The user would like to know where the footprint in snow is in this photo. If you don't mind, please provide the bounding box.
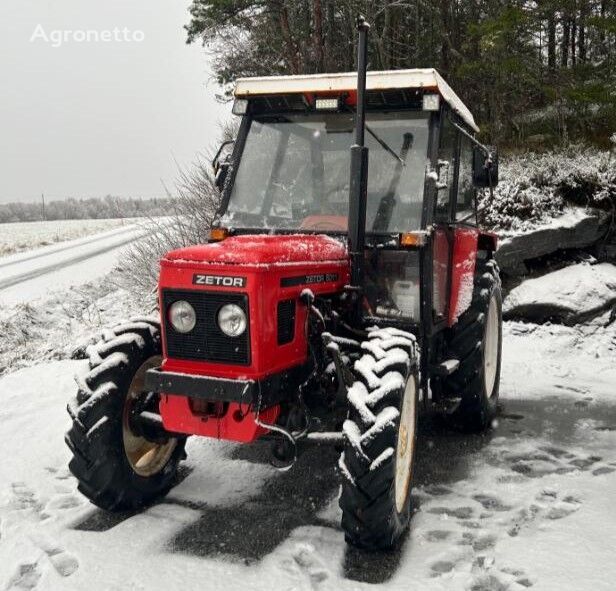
[423,484,453,497]
[508,490,581,536]
[427,506,474,520]
[289,543,330,590]
[47,551,79,578]
[470,564,535,590]
[470,573,510,591]
[472,534,497,552]
[568,455,602,469]
[430,560,456,577]
[424,529,452,542]
[457,531,497,553]
[9,483,43,517]
[503,446,606,478]
[472,494,512,512]
[592,466,615,476]
[5,562,42,591]
[30,533,80,578]
[545,502,580,520]
[470,568,534,591]
[45,494,81,512]
[539,446,574,459]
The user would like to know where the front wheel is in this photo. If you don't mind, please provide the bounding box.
[339,327,419,550]
[65,318,186,511]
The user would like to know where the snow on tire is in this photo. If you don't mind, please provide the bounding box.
[442,258,503,432]
[339,327,419,550]
[65,317,186,511]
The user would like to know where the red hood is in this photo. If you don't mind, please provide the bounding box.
[162,234,348,266]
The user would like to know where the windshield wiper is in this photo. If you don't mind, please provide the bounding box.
[342,105,407,165]
[365,124,405,165]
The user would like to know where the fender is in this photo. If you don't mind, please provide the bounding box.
[448,227,479,325]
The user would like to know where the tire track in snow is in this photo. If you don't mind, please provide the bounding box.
[0,231,142,291]
[0,225,138,271]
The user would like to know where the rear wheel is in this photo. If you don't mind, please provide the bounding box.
[65,318,185,511]
[339,327,419,550]
[442,258,502,432]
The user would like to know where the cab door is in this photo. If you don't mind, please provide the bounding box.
[431,113,457,324]
[432,115,480,327]
[448,132,480,325]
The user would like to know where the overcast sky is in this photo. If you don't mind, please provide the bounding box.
[0,1,230,203]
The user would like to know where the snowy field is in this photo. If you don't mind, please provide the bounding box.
[0,219,139,258]
[0,224,145,308]
[0,234,615,590]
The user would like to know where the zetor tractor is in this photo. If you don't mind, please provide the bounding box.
[66,20,502,551]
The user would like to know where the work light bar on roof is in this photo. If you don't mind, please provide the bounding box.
[234,68,479,131]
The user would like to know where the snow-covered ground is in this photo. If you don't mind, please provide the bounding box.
[1,219,615,590]
[0,318,615,590]
[0,219,137,258]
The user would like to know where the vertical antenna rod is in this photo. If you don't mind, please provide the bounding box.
[347,15,370,304]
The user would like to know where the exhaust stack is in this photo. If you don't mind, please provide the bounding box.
[347,15,370,300]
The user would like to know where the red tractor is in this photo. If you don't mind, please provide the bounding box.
[66,20,502,551]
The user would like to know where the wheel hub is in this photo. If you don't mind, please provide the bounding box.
[122,356,177,478]
[483,294,499,398]
[398,425,408,457]
[394,377,416,513]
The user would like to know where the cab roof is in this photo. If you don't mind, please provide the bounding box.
[234,68,478,132]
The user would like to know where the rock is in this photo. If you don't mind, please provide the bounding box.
[495,208,610,276]
[503,262,616,325]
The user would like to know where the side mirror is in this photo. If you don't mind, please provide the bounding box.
[214,156,231,191]
[472,146,498,188]
[212,140,235,191]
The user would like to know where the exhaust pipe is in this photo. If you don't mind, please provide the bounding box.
[347,15,370,309]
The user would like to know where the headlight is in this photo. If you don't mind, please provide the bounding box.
[168,300,197,333]
[217,304,247,337]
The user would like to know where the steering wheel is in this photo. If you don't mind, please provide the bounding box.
[300,215,348,231]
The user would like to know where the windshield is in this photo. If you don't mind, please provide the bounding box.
[221,111,429,233]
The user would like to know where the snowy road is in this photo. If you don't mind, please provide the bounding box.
[0,322,615,590]
[0,225,143,306]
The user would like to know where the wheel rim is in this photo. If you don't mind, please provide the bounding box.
[122,356,177,478]
[394,377,417,513]
[483,294,499,398]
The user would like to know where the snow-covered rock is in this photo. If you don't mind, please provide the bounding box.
[495,208,610,275]
[504,262,616,324]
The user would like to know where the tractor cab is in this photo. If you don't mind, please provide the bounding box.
[65,19,502,554]
[214,68,497,328]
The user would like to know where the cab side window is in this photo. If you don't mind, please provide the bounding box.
[456,135,476,221]
[435,115,457,222]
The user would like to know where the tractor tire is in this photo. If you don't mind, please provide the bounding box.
[442,257,502,432]
[339,327,419,551]
[65,318,186,511]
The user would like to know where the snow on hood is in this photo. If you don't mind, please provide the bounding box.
[163,234,348,267]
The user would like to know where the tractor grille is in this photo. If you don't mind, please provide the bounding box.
[277,299,296,345]
[162,289,250,365]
